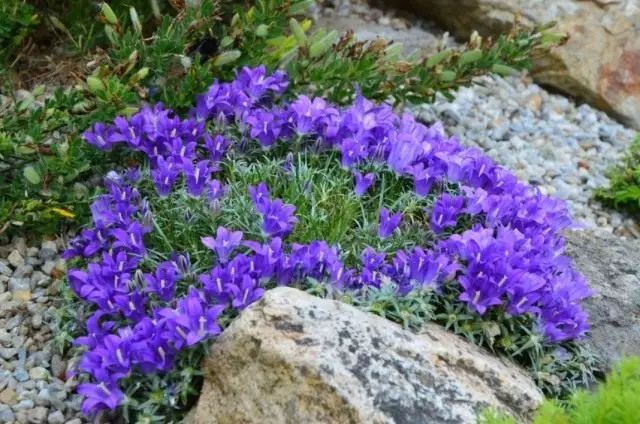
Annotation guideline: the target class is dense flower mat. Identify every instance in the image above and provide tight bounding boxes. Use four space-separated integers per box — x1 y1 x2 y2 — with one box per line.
65 66 592 416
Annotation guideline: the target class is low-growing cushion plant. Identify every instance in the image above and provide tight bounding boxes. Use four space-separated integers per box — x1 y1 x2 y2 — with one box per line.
595 135 640 214
56 66 599 422
482 356 640 424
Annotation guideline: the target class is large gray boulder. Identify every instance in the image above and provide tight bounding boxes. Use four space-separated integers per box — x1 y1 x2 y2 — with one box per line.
391 0 640 130
193 287 542 424
565 230 640 369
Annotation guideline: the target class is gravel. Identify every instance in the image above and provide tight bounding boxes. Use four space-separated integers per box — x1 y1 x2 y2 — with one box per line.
0 239 85 424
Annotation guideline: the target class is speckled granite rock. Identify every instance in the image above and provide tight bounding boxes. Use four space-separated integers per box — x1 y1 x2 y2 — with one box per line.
565 230 640 370
193 287 542 424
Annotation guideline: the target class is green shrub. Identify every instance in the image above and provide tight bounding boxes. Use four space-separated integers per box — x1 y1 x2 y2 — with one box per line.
482 356 640 424
595 135 640 214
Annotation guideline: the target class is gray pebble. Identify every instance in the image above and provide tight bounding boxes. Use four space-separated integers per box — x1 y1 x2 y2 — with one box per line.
0 405 15 423
8 250 25 268
47 410 65 424
39 242 58 261
14 368 29 382
26 406 48 424
0 261 12 276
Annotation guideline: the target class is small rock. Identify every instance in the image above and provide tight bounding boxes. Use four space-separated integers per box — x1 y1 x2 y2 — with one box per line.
47 410 65 424
0 405 15 423
27 406 48 424
0 347 18 360
0 261 12 276
50 356 66 379
41 261 56 276
39 241 58 261
66 419 82 424
13 264 33 278
31 314 43 329
0 387 17 405
8 250 25 268
14 290 32 302
29 367 49 381
14 368 29 382
14 398 35 410
9 277 31 292
26 247 39 257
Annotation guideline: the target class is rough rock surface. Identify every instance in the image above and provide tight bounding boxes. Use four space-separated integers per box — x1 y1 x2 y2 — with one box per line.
393 0 640 129
194 287 542 424
565 230 640 369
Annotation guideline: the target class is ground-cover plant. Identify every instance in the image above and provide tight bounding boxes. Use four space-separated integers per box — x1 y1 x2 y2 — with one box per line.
55 66 598 422
595 135 640 214
482 356 640 424
1 0 564 240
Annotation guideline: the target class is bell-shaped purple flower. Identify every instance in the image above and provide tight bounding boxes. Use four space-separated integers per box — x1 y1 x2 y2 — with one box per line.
77 377 124 416
353 170 375 197
183 159 216 197
378 208 402 239
430 194 465 234
201 227 243 263
228 275 265 310
151 156 181 197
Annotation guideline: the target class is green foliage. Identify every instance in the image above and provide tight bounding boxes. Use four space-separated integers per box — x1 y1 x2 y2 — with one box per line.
595 135 640 214
481 356 640 424
0 0 40 66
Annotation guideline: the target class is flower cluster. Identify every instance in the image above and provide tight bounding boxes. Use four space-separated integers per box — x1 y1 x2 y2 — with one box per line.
72 66 592 417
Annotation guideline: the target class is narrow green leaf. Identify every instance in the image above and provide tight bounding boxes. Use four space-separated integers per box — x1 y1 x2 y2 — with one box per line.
289 18 307 46
491 63 520 76
309 30 337 58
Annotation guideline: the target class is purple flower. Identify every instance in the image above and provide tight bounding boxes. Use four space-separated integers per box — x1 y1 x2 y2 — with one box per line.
246 109 282 147
458 274 503 315
160 288 224 348
262 198 298 238
145 262 180 301
183 159 216 197
77 378 124 416
228 275 265 310
207 179 227 202
201 227 243 263
353 170 375 197
83 123 124 150
430 194 465 234
199 265 230 303
378 208 402 239
204 134 229 162
150 156 181 197
110 222 149 256
248 183 271 213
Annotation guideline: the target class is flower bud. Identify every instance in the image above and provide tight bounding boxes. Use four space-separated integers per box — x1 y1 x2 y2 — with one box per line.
129 7 142 33
134 269 146 288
